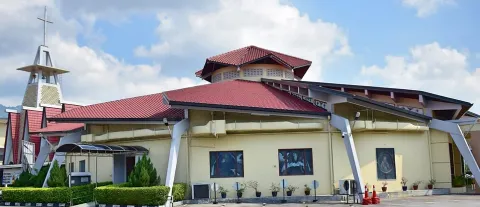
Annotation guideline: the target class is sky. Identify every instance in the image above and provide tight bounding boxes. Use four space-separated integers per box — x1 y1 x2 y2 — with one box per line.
0 0 479 112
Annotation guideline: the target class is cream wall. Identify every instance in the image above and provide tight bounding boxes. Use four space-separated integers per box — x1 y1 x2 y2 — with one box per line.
430 129 452 188
66 155 113 183
189 133 332 198
0 119 6 165
332 131 433 191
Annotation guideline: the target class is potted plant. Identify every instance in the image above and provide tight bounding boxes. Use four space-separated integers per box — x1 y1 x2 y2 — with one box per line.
270 183 280 197
235 182 246 198
381 181 388 192
451 175 467 194
401 177 408 191
248 181 261 197
427 179 436 190
304 184 311 196
286 185 298 196
219 186 228 198
412 181 422 190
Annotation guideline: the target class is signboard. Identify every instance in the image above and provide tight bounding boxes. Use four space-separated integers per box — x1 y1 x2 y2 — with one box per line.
287 91 328 109
384 103 423 114
2 168 22 185
311 180 319 189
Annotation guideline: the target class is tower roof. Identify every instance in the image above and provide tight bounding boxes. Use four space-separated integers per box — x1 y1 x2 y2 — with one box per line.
197 45 312 82
17 65 69 75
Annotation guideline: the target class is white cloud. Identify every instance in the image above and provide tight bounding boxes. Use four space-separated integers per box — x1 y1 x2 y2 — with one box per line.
402 0 456 17
0 0 206 105
361 42 480 112
134 0 351 82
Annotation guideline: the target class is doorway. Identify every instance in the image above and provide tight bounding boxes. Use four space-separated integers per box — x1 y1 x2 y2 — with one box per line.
126 156 136 178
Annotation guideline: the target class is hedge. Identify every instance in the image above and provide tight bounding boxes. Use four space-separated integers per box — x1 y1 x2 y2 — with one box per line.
2 182 113 204
94 185 170 206
71 182 113 205
172 183 187 202
2 187 72 203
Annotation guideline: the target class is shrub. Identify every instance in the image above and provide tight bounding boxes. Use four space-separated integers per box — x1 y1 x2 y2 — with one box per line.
47 160 67 187
94 185 169 206
127 154 160 187
452 176 466 187
70 182 113 205
2 187 72 203
10 171 35 187
172 183 187 201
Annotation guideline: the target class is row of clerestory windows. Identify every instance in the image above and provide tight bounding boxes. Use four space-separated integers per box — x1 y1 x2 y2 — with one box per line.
211 68 293 83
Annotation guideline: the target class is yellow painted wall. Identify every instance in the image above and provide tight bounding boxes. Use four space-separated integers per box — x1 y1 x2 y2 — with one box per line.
189 133 332 198
0 120 6 165
332 131 432 191
430 129 452 188
66 155 113 182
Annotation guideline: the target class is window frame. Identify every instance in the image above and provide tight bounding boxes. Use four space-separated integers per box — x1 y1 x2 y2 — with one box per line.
278 148 314 176
209 150 244 178
376 148 397 180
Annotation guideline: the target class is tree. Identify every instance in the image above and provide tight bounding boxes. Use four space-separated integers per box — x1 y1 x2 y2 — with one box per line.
127 154 160 187
11 170 34 187
47 160 67 187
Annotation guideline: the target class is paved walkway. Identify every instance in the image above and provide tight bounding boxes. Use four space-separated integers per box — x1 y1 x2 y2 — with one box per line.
184 195 480 207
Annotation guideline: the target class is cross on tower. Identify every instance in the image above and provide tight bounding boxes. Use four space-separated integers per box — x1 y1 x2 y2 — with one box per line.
37 6 53 47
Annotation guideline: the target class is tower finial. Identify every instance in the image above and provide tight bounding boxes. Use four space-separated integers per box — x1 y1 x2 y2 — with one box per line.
37 6 53 47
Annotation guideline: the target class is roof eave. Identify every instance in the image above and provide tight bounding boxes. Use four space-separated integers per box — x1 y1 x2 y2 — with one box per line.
167 100 330 119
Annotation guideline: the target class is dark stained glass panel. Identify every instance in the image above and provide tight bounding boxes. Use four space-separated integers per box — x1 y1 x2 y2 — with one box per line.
376 148 396 180
210 151 244 178
278 148 313 176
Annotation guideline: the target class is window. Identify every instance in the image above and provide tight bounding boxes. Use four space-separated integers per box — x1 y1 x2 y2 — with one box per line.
79 160 86 172
278 148 313 176
267 69 283 77
285 71 294 79
212 73 222 83
244 68 263 77
209 151 244 178
223 71 240 80
376 148 396 179
69 162 75 172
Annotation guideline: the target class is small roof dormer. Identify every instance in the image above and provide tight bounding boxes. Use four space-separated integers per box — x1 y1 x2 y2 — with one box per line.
196 45 312 83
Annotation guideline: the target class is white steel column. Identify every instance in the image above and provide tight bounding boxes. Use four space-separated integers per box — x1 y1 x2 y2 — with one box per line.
42 132 81 187
429 119 480 186
32 136 51 174
330 114 365 200
165 118 189 204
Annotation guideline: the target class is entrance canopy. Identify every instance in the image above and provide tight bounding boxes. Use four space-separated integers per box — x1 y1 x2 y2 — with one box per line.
56 143 148 155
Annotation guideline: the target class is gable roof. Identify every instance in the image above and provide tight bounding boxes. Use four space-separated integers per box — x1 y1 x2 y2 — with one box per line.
4 112 20 164
30 123 84 134
197 45 312 81
290 80 472 119
50 93 185 122
164 79 328 117
26 110 43 131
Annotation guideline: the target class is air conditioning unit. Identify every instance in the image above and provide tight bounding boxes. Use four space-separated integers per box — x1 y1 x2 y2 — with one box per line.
191 183 210 200
339 179 357 195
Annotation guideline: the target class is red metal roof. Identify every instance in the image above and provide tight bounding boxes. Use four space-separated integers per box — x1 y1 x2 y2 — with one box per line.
51 93 184 121
30 123 84 134
27 110 43 132
208 45 311 67
197 46 312 80
45 107 62 118
63 103 82 112
164 80 326 115
7 112 20 164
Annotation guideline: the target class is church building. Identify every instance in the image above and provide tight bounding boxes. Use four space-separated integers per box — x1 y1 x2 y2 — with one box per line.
3 44 480 200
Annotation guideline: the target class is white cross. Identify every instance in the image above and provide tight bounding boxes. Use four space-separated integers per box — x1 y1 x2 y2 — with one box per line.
37 6 53 47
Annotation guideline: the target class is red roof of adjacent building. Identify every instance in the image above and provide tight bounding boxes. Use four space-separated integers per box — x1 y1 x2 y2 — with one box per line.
197 45 312 81
45 107 62 118
164 80 327 116
50 93 185 122
63 103 82 112
4 112 21 164
27 110 43 131
30 123 84 134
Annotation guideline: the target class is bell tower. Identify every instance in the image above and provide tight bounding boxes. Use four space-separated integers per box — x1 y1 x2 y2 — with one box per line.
19 6 68 108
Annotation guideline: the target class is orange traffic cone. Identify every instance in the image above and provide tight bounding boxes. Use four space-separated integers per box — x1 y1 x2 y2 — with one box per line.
371 185 380 204
362 185 372 205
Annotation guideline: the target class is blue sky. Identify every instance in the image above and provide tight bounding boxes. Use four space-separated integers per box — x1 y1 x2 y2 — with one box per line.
0 0 478 112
